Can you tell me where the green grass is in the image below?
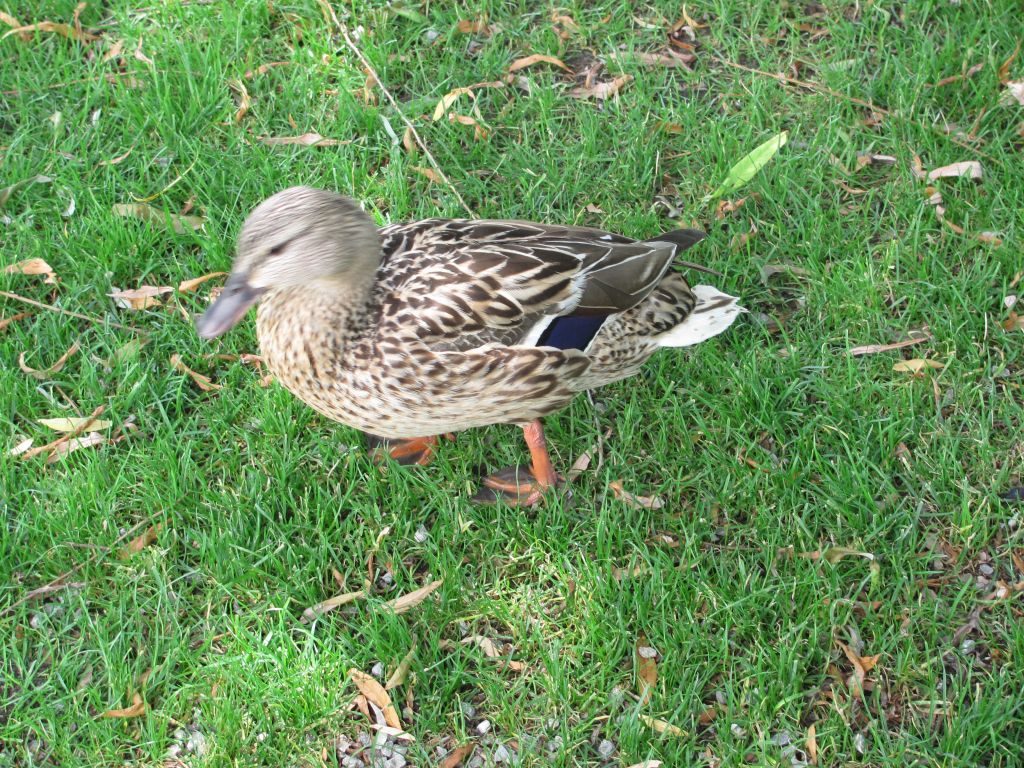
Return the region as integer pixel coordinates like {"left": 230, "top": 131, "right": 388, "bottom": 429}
{"left": 2, "top": 0, "right": 1023, "bottom": 766}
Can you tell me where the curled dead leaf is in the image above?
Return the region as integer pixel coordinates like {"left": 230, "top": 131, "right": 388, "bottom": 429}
{"left": 610, "top": 480, "right": 665, "bottom": 509}
{"left": 39, "top": 417, "right": 112, "bottom": 432}
{"left": 349, "top": 669, "right": 403, "bottom": 730}
{"left": 461, "top": 635, "right": 527, "bottom": 672}
{"left": 633, "top": 49, "right": 695, "bottom": 68}
{"left": 508, "top": 54, "right": 570, "bottom": 73}
{"left": 637, "top": 713, "right": 687, "bottom": 738}
{"left": 411, "top": 165, "right": 443, "bottom": 184}
{"left": 108, "top": 285, "right": 173, "bottom": 310}
{"left": 927, "top": 161, "right": 983, "bottom": 181}
{"left": 45, "top": 432, "right": 105, "bottom": 463}
{"left": 2, "top": 20, "right": 98, "bottom": 42}
{"left": 19, "top": 341, "right": 80, "bottom": 380}
{"left": 456, "top": 17, "right": 491, "bottom": 36}
{"left": 101, "top": 37, "right": 124, "bottom": 62}
{"left": 893, "top": 358, "right": 945, "bottom": 374}
{"left": 112, "top": 203, "right": 205, "bottom": 234}
{"left": 178, "top": 272, "right": 226, "bottom": 292}
{"left": 5, "top": 258, "right": 58, "bottom": 284}
{"left": 170, "top": 354, "right": 222, "bottom": 391}
{"left": 439, "top": 743, "right": 476, "bottom": 768}
{"left": 228, "top": 79, "right": 251, "bottom": 123}
{"left": 120, "top": 523, "right": 163, "bottom": 558}
{"left": 570, "top": 74, "right": 633, "bottom": 100}
{"left": 0, "top": 312, "right": 32, "bottom": 332}
{"left": 388, "top": 578, "right": 442, "bottom": 614}
{"left": 133, "top": 39, "right": 154, "bottom": 66}
{"left": 301, "top": 589, "right": 367, "bottom": 622}
{"left": 635, "top": 634, "right": 658, "bottom": 704}
{"left": 849, "top": 331, "right": 931, "bottom": 356}
{"left": 100, "top": 692, "right": 146, "bottom": 719}
{"left": 258, "top": 132, "right": 350, "bottom": 146}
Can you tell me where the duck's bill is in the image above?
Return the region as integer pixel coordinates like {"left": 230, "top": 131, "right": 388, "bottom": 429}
{"left": 195, "top": 275, "right": 267, "bottom": 339}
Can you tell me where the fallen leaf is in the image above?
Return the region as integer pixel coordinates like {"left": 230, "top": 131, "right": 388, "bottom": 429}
{"left": 508, "top": 54, "right": 570, "bottom": 72}
{"left": 100, "top": 692, "right": 146, "bottom": 718}
{"left": 2, "top": 20, "right": 98, "bottom": 42}
{"left": 402, "top": 126, "right": 416, "bottom": 155}
{"left": 820, "top": 546, "right": 875, "bottom": 565}
{"left": 709, "top": 131, "right": 788, "bottom": 200}
{"left": 806, "top": 724, "right": 818, "bottom": 765}
{"left": 849, "top": 331, "right": 931, "bottom": 356}
{"left": 0, "top": 174, "right": 52, "bottom": 207}
{"left": 170, "top": 354, "right": 222, "bottom": 391}
{"left": 258, "top": 132, "right": 349, "bottom": 146}
{"left": 133, "top": 38, "right": 154, "bottom": 66}
{"left": 4, "top": 258, "right": 57, "bottom": 284}
{"left": 1003, "top": 311, "right": 1024, "bottom": 332}
{"left": 0, "top": 10, "right": 31, "bottom": 40}
{"left": 569, "top": 74, "right": 633, "bottom": 100}
{"left": 244, "top": 61, "right": 290, "bottom": 78}
{"left": 385, "top": 643, "right": 417, "bottom": 690}
{"left": 108, "top": 285, "right": 173, "bottom": 310}
{"left": 19, "top": 341, "right": 80, "bottom": 380}
{"left": 228, "top": 79, "right": 251, "bottom": 123}
{"left": 893, "top": 358, "right": 945, "bottom": 373}
{"left": 1005, "top": 81, "right": 1024, "bottom": 106}
{"left": 0, "top": 312, "right": 32, "bottom": 332}
{"left": 854, "top": 153, "right": 898, "bottom": 171}
{"left": 301, "top": 589, "right": 367, "bottom": 622}
{"left": 633, "top": 49, "right": 695, "bottom": 68}
{"left": 348, "top": 669, "right": 402, "bottom": 730}
{"left": 635, "top": 635, "right": 658, "bottom": 704}
{"left": 112, "top": 203, "right": 205, "bottom": 234}
{"left": 178, "top": 272, "right": 226, "bottom": 292}
{"left": 927, "top": 161, "right": 983, "bottom": 181}
{"left": 46, "top": 432, "right": 105, "bottom": 463}
{"left": 411, "top": 165, "right": 443, "bottom": 183}
{"left": 839, "top": 641, "right": 880, "bottom": 699}
{"left": 388, "top": 579, "right": 442, "bottom": 614}
{"left": 10, "top": 437, "right": 34, "bottom": 456}
{"left": 977, "top": 231, "right": 1003, "bottom": 246}
{"left": 101, "top": 38, "right": 124, "bottom": 62}
{"left": 439, "top": 743, "right": 476, "bottom": 768}
{"left": 998, "top": 40, "right": 1021, "bottom": 84}
{"left": 461, "top": 635, "right": 527, "bottom": 672}
{"left": 455, "top": 17, "right": 491, "bottom": 35}
{"left": 120, "top": 523, "right": 163, "bottom": 558}
{"left": 39, "top": 417, "right": 112, "bottom": 432}
{"left": 626, "top": 762, "right": 663, "bottom": 768}
{"left": 98, "top": 146, "right": 134, "bottom": 166}
{"left": 932, "top": 62, "right": 983, "bottom": 87}
{"left": 448, "top": 113, "right": 489, "bottom": 140}
{"left": 637, "top": 714, "right": 687, "bottom": 738}
{"left": 610, "top": 480, "right": 664, "bottom": 509}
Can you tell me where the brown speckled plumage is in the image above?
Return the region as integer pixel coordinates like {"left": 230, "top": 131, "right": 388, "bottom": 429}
{"left": 196, "top": 187, "right": 743, "bottom": 500}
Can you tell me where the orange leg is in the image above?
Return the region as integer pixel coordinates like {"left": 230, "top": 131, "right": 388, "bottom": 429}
{"left": 365, "top": 433, "right": 449, "bottom": 466}
{"left": 473, "top": 419, "right": 564, "bottom": 506}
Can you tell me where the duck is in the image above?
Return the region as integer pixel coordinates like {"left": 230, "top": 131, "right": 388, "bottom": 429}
{"left": 196, "top": 186, "right": 743, "bottom": 506}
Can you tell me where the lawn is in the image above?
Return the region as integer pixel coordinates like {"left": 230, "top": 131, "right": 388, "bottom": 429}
{"left": 2, "top": 0, "right": 1023, "bottom": 766}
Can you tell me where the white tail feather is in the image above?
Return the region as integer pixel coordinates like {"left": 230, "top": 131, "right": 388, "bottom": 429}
{"left": 656, "top": 285, "right": 745, "bottom": 348}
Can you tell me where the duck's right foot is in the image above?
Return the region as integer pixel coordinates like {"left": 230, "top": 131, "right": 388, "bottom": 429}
{"left": 364, "top": 433, "right": 444, "bottom": 466}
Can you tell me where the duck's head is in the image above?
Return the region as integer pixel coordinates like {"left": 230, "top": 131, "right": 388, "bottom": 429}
{"left": 196, "top": 186, "right": 381, "bottom": 339}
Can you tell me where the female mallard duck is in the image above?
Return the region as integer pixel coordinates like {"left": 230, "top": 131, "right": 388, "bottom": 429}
{"left": 197, "top": 187, "right": 742, "bottom": 505}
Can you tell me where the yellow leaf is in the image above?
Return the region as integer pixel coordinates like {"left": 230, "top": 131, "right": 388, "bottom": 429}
{"left": 100, "top": 693, "right": 146, "bottom": 718}
{"left": 508, "top": 54, "right": 570, "bottom": 72}
{"left": 387, "top": 579, "right": 442, "bottom": 614}
{"left": 637, "top": 713, "right": 687, "bottom": 738}
{"left": 39, "top": 417, "right": 112, "bottom": 432}
{"left": 893, "top": 358, "right": 945, "bottom": 373}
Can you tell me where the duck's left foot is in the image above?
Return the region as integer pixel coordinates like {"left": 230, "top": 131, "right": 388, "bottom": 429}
{"left": 365, "top": 433, "right": 444, "bottom": 466}
{"left": 472, "top": 466, "right": 565, "bottom": 506}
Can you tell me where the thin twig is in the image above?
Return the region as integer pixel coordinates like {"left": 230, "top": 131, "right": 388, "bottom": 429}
{"left": 708, "top": 54, "right": 997, "bottom": 163}
{"left": 1, "top": 515, "right": 159, "bottom": 617}
{"left": 315, "top": 0, "right": 475, "bottom": 217}
{"left": 0, "top": 290, "right": 136, "bottom": 332}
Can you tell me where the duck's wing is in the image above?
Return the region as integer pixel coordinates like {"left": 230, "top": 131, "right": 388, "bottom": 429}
{"left": 377, "top": 219, "right": 705, "bottom": 348}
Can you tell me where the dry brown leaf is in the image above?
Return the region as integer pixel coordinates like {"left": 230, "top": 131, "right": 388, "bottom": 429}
{"left": 102, "top": 38, "right": 124, "bottom": 62}
{"left": 112, "top": 203, "right": 205, "bottom": 234}
{"left": 39, "top": 417, "right": 112, "bottom": 432}
{"left": 1003, "top": 311, "right": 1024, "bottom": 332}
{"left": 456, "top": 17, "right": 490, "bottom": 35}
{"left": 855, "top": 153, "right": 897, "bottom": 171}
{"left": 637, "top": 714, "right": 687, "bottom": 738}
{"left": 849, "top": 331, "right": 931, "bottom": 356}
{"left": 977, "top": 231, "right": 1003, "bottom": 246}
{"left": 388, "top": 579, "right": 442, "bottom": 614}
{"left": 999, "top": 40, "right": 1021, "bottom": 84}
{"left": 101, "top": 692, "right": 146, "bottom": 718}
{"left": 634, "top": 50, "right": 695, "bottom": 68}
{"left": 932, "top": 62, "right": 983, "bottom": 87}
{"left": 178, "top": 272, "right": 227, "bottom": 292}
{"left": 2, "top": 20, "right": 98, "bottom": 42}
{"left": 385, "top": 643, "right": 417, "bottom": 690}
{"left": 411, "top": 165, "right": 443, "bottom": 184}
{"left": 439, "top": 743, "right": 476, "bottom": 768}
{"left": 448, "top": 113, "right": 489, "bottom": 140}
{"left": 46, "top": 432, "right": 105, "bottom": 463}
{"left": 508, "top": 54, "right": 570, "bottom": 73}
{"left": 108, "top": 285, "right": 173, "bottom": 310}
{"left": 244, "top": 61, "right": 290, "bottom": 78}
{"left": 119, "top": 523, "right": 163, "bottom": 558}
{"left": 133, "top": 38, "right": 154, "bottom": 66}
{"left": 461, "top": 635, "right": 527, "bottom": 672}
{"left": 170, "top": 354, "right": 222, "bottom": 391}
{"left": 839, "top": 641, "right": 880, "bottom": 698}
{"left": 402, "top": 126, "right": 416, "bottom": 155}
{"left": 258, "top": 132, "right": 349, "bottom": 147}
{"left": 806, "top": 724, "right": 818, "bottom": 765}
{"left": 893, "top": 358, "right": 945, "bottom": 373}
{"left": 10, "top": 438, "right": 34, "bottom": 456}
{"left": 625, "top": 762, "right": 663, "bottom": 768}
{"left": 19, "top": 341, "right": 80, "bottom": 380}
{"left": 612, "top": 564, "right": 648, "bottom": 580}
{"left": 0, "top": 312, "right": 32, "bottom": 332}
{"left": 0, "top": 11, "right": 32, "bottom": 40}
{"left": 229, "top": 79, "right": 251, "bottom": 123}
{"left": 635, "top": 635, "right": 658, "bottom": 704}
{"left": 927, "top": 161, "right": 983, "bottom": 181}
{"left": 348, "top": 669, "right": 402, "bottom": 730}
{"left": 301, "top": 589, "right": 367, "bottom": 622}
{"left": 610, "top": 480, "right": 664, "bottom": 509}
{"left": 570, "top": 74, "right": 633, "bottom": 100}
{"left": 5, "top": 258, "right": 57, "bottom": 284}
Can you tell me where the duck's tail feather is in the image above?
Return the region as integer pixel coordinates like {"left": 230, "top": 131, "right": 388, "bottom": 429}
{"left": 656, "top": 285, "right": 745, "bottom": 348}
